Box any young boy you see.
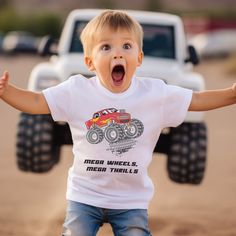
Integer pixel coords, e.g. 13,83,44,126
0,10,236,236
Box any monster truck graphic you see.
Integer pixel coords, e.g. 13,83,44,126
85,108,144,144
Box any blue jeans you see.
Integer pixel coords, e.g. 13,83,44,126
62,201,152,236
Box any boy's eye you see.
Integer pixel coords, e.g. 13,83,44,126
101,44,111,51
123,43,132,49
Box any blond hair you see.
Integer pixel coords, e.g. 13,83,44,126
80,10,143,57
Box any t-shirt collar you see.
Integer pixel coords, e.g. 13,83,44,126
95,75,138,99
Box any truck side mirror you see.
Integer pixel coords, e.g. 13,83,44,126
185,45,199,65
38,35,58,56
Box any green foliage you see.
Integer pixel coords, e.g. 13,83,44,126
0,7,62,37
0,7,20,32
145,0,163,11
96,0,116,9
0,0,8,8
25,13,62,37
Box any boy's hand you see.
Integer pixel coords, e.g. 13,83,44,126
232,83,236,95
189,82,236,111
0,71,9,98
0,71,50,114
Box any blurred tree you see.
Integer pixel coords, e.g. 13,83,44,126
146,0,163,11
0,7,20,32
0,0,9,8
97,0,116,9
30,13,62,37
0,7,62,37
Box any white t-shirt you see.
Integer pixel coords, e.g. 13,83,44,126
43,75,192,209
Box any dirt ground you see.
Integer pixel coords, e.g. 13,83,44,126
0,55,236,236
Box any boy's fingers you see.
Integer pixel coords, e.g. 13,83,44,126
1,71,9,82
4,71,9,80
0,71,9,91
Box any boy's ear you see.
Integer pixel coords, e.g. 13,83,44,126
137,51,144,66
84,57,95,71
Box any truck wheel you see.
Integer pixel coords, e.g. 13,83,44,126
105,124,124,143
124,119,144,138
167,122,207,184
86,127,104,144
16,113,60,173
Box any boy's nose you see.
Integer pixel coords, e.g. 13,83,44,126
113,55,123,59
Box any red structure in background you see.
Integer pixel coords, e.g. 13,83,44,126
183,17,236,36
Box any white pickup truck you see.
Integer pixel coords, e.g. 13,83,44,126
16,9,207,184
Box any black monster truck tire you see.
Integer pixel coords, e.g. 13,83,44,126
86,127,104,144
167,122,207,184
104,124,124,143
16,113,60,173
124,119,144,138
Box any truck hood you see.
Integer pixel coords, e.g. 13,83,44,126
51,53,94,80
136,57,185,83
51,54,186,84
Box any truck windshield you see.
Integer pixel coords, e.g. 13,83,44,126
70,20,175,59
142,24,175,59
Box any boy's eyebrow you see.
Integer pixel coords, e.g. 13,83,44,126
97,36,135,43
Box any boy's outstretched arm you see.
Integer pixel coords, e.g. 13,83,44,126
189,83,236,111
0,71,50,114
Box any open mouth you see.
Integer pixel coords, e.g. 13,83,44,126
111,65,125,85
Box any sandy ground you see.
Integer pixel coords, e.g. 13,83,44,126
0,55,236,236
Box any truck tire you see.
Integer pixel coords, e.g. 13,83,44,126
104,124,124,143
167,122,207,184
16,113,60,173
124,119,144,138
86,127,104,144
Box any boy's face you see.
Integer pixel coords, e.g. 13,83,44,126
85,27,143,93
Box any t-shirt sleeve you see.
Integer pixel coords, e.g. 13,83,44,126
42,79,72,122
162,84,193,128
